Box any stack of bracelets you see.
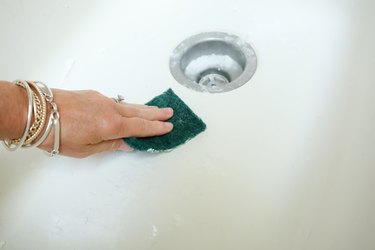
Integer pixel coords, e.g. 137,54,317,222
1,80,60,156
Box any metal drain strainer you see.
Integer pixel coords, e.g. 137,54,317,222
169,32,257,93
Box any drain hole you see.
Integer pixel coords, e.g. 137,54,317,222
198,68,231,86
170,32,257,93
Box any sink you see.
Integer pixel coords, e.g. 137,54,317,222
0,0,374,249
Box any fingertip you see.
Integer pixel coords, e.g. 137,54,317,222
165,122,174,131
164,107,174,116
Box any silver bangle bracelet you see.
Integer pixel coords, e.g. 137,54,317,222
2,80,34,151
31,81,61,156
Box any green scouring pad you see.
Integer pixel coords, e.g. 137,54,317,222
124,89,206,152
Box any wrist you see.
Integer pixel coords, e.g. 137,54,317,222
0,81,30,139
1,80,60,155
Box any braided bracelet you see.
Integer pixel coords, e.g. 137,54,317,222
24,81,47,146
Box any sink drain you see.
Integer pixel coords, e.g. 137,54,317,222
169,32,257,93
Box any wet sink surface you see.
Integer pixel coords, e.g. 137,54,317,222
0,0,375,249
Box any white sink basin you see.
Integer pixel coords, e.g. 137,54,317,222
1,0,374,249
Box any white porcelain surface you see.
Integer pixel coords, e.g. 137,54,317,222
1,0,374,249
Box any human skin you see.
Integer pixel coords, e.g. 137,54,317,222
0,81,174,158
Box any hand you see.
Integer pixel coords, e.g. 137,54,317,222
38,89,174,158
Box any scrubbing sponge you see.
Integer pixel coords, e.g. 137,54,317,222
124,89,206,152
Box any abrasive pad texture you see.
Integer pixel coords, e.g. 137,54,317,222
124,89,206,152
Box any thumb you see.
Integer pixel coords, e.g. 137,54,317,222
92,139,133,154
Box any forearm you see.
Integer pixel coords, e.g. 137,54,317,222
1,79,174,157
0,80,28,140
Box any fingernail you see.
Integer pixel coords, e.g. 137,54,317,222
163,107,174,115
165,122,174,130
119,143,134,152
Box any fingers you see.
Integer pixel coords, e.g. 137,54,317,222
93,117,173,154
120,117,174,138
94,100,174,153
117,104,174,121
91,115,173,154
